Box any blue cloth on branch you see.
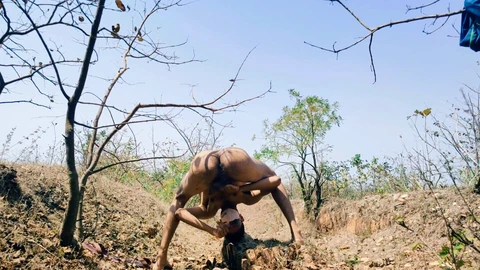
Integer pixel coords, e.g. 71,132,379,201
460,0,480,51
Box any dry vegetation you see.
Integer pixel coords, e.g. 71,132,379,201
1,163,480,269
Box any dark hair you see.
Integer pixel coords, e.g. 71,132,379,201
225,222,245,243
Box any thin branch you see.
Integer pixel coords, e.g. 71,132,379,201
368,35,376,83
17,4,70,100
0,99,51,109
91,153,187,174
406,0,441,13
305,0,463,83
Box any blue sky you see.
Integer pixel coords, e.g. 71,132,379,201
0,0,478,167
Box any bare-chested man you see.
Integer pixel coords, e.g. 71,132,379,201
153,147,303,270
174,176,284,242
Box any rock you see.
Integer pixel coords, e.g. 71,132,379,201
305,262,319,269
261,248,273,264
369,259,385,267
246,249,256,263
359,257,370,263
241,258,249,270
271,246,281,258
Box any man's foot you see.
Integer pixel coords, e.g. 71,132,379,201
152,255,173,270
293,229,304,245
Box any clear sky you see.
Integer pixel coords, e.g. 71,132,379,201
0,0,477,166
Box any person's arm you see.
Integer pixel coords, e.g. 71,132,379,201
174,207,227,238
236,188,272,205
238,175,281,193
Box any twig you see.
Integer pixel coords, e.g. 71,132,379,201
91,153,187,174
406,0,441,14
305,0,463,83
0,99,51,109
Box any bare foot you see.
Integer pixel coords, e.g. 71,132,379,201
293,229,304,245
152,256,173,270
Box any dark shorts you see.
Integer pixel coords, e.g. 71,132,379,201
209,157,233,194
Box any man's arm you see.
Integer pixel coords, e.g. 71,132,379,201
237,175,281,193
174,207,227,238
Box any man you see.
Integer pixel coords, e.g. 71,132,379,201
174,180,281,242
153,147,303,270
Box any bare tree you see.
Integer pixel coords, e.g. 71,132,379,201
304,0,464,83
404,99,480,268
1,0,272,246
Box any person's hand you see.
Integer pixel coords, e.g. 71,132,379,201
211,221,229,238
222,184,240,194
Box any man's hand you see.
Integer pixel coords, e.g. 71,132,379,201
221,184,240,194
211,221,229,238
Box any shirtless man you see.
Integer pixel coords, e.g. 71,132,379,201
153,147,303,270
174,177,282,243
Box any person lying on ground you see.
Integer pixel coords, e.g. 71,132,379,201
152,147,303,270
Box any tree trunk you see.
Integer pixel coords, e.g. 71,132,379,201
303,195,312,215
314,181,322,219
474,177,480,194
76,173,91,241
58,0,106,246
59,103,81,246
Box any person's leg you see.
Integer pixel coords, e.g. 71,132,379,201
154,151,220,269
154,190,192,269
270,183,304,243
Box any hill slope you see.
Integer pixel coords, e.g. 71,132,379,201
1,163,479,269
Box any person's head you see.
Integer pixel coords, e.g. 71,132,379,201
220,207,245,243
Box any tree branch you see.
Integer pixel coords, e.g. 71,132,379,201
0,99,51,109
406,0,441,14
90,152,187,174
305,0,463,83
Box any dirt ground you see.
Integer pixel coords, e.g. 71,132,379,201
1,163,479,269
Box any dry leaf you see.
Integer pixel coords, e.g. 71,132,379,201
115,0,126,11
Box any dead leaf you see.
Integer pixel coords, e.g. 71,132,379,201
115,0,126,11
146,227,157,238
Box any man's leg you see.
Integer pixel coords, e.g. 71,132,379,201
270,183,304,244
154,192,191,269
154,151,220,269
